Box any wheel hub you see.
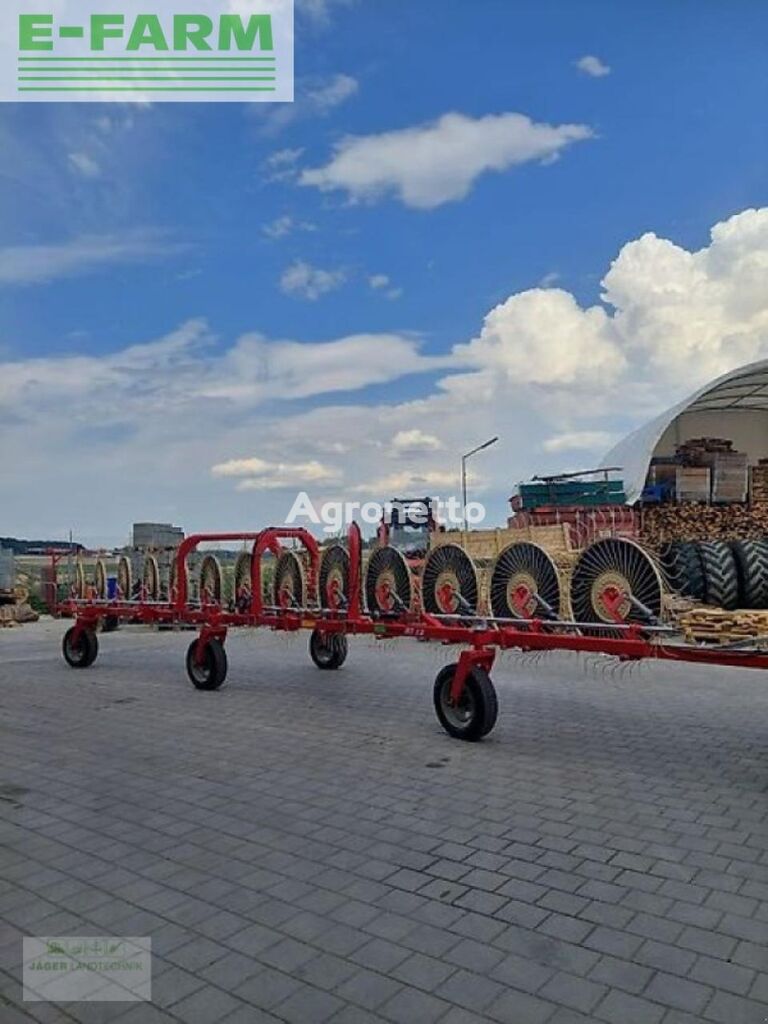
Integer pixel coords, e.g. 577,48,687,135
591,571,631,622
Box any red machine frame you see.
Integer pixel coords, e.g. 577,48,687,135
56,523,768,741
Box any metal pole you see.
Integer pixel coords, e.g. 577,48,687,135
461,456,468,531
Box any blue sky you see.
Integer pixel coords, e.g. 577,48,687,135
1,0,767,545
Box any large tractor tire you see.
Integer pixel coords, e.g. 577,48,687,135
730,540,768,609
658,541,707,603
698,541,739,611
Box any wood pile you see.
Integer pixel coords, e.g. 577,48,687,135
640,503,768,547
677,606,768,644
0,603,39,627
676,437,734,462
751,461,768,503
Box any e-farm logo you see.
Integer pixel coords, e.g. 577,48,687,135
0,1,293,102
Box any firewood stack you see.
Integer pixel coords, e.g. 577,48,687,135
640,503,768,547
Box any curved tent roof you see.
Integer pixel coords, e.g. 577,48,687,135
602,358,768,503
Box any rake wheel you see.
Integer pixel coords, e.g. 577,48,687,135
233,551,252,605
75,561,86,599
658,541,706,603
169,556,187,602
273,550,305,609
731,539,768,609
698,541,739,611
142,555,160,601
490,542,561,620
95,559,107,600
365,547,412,616
570,538,664,631
318,544,350,611
199,554,223,605
117,555,132,599
422,544,479,617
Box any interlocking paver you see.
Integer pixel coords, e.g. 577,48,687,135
1,623,767,1024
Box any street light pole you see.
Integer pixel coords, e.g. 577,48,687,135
461,436,499,530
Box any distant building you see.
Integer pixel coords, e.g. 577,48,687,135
132,522,185,550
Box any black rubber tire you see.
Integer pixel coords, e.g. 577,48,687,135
698,540,739,611
102,615,120,633
309,629,348,670
433,663,498,741
730,540,768,609
62,626,99,668
658,541,707,602
186,638,228,690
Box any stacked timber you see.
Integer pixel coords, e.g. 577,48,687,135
676,437,734,462
751,461,768,503
640,504,768,547
678,606,768,644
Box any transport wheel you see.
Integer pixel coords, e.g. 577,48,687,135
422,545,479,617
490,542,560,619
319,545,350,611
658,541,707,603
730,540,768,609
185,638,228,691
62,626,99,668
102,615,119,633
433,663,498,741
698,541,739,611
273,551,305,609
365,547,412,615
570,538,664,631
309,629,348,670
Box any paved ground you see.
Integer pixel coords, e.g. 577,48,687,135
1,619,768,1024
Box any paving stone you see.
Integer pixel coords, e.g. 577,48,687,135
486,987,557,1024
704,990,768,1024
644,972,712,1015
594,989,665,1024
539,970,606,1014
379,985,449,1023
587,954,653,995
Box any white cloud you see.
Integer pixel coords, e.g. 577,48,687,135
67,152,101,178
300,111,593,209
369,273,402,299
296,0,355,24
392,429,443,454
543,430,618,453
262,216,316,240
576,55,611,77
258,74,358,134
212,456,339,490
454,287,626,387
369,273,390,289
262,148,304,183
0,229,186,286
280,260,346,300
307,73,358,113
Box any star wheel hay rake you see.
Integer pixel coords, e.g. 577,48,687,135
318,543,351,612
365,546,412,617
55,521,768,745
422,543,479,617
570,538,665,635
273,550,305,610
489,542,561,622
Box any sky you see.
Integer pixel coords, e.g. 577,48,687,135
1,0,767,546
